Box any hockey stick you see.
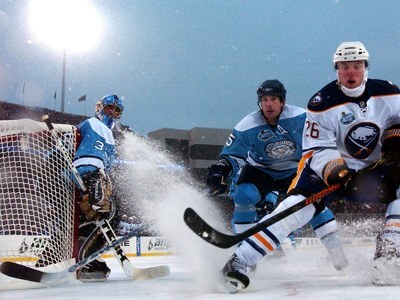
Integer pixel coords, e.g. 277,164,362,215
41,115,169,280
42,115,87,193
0,229,170,284
184,183,341,248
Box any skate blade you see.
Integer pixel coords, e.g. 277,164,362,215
78,272,109,282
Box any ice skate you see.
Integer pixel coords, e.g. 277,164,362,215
77,258,111,282
272,246,286,258
321,232,349,271
372,235,400,286
221,253,250,293
247,264,257,278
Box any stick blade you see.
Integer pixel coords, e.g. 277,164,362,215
1,262,44,283
0,261,68,284
183,208,237,248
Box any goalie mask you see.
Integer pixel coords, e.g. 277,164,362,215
95,95,124,129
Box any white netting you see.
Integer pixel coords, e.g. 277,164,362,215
0,119,77,274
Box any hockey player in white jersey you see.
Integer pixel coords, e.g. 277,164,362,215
220,41,400,293
74,94,124,281
206,80,347,286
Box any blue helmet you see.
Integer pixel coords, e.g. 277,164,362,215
95,95,124,129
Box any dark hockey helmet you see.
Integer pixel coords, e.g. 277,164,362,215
257,79,286,106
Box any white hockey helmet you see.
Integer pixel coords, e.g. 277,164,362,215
333,41,369,69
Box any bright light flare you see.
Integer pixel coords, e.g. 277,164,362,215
29,0,103,53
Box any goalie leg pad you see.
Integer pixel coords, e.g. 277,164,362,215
77,225,110,281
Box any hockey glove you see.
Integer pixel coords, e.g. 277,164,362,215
256,191,279,219
206,159,232,196
80,169,112,220
322,158,351,186
381,125,400,164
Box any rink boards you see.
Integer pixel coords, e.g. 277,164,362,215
0,235,375,263
100,235,376,258
101,236,172,258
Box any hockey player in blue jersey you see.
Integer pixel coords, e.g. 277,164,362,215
220,41,400,292
206,80,347,284
74,94,124,281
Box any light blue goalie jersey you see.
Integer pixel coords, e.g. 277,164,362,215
73,117,116,176
220,105,306,180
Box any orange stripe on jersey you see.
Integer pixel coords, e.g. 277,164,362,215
385,221,400,229
254,233,274,251
288,150,314,192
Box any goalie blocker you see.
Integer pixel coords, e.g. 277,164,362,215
79,169,113,221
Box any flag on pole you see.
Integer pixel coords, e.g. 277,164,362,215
21,82,26,105
78,94,86,102
53,89,57,111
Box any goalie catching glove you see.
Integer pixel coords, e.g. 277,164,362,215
80,169,112,221
206,159,232,195
322,158,351,186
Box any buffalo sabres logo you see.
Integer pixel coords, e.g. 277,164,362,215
344,123,380,159
265,140,296,159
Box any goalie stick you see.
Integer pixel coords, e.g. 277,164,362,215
184,183,341,248
41,115,169,280
0,229,170,284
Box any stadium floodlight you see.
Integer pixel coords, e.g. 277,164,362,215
28,0,103,112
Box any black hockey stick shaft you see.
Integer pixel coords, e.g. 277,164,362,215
184,183,341,248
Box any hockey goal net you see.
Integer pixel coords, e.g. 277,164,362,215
0,119,78,288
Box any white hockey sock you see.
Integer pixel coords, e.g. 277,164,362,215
234,223,257,234
382,199,400,246
236,194,315,266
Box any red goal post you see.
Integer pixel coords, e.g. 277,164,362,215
0,119,79,288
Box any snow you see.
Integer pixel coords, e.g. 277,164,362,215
2,132,399,299
2,243,399,300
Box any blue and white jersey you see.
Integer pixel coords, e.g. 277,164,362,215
117,221,130,236
220,105,306,180
73,117,116,176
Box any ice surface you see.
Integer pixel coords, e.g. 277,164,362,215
2,243,399,300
